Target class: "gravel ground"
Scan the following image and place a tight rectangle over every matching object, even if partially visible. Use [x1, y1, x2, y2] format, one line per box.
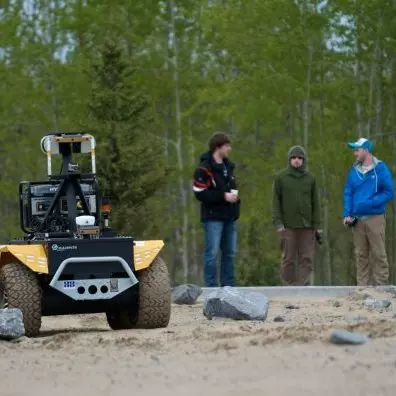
[1, 287, 396, 396]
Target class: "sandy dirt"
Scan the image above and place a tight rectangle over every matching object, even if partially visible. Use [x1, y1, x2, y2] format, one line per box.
[2, 287, 396, 396]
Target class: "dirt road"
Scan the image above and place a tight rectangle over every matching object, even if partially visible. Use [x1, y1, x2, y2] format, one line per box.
[2, 288, 396, 396]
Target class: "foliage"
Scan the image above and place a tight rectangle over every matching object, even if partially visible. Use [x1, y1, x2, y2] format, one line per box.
[1, 0, 396, 285]
[85, 38, 168, 237]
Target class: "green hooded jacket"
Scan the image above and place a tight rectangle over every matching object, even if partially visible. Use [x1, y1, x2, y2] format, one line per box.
[271, 145, 321, 229]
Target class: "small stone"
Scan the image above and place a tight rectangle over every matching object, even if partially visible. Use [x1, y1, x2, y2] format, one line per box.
[285, 304, 300, 309]
[150, 355, 160, 363]
[333, 301, 342, 308]
[345, 314, 368, 323]
[274, 316, 285, 322]
[350, 291, 373, 300]
[330, 329, 369, 345]
[0, 309, 25, 340]
[172, 284, 202, 305]
[364, 298, 391, 309]
[375, 286, 396, 296]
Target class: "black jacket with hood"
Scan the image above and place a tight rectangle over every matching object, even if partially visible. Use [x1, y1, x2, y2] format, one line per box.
[192, 151, 240, 222]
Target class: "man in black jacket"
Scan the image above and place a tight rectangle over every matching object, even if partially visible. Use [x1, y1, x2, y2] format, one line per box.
[192, 132, 240, 287]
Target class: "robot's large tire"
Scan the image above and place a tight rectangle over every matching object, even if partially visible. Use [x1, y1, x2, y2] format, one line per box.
[133, 255, 171, 328]
[0, 262, 42, 337]
[105, 311, 133, 330]
[106, 256, 171, 330]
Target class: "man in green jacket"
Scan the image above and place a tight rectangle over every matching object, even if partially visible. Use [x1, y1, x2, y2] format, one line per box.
[272, 145, 321, 286]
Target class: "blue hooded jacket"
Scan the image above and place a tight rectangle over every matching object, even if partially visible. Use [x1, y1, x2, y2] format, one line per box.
[343, 157, 394, 218]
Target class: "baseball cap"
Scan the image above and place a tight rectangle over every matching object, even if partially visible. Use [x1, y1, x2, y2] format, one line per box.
[347, 137, 374, 152]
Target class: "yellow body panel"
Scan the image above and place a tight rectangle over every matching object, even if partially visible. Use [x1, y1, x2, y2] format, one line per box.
[0, 240, 163, 273]
[133, 240, 164, 271]
[0, 244, 49, 273]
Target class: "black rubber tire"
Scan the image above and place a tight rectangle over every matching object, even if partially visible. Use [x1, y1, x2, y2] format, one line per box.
[106, 311, 133, 330]
[106, 255, 171, 330]
[0, 262, 42, 337]
[133, 255, 172, 328]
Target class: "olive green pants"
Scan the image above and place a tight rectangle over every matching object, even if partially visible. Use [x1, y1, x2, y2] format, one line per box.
[279, 228, 315, 286]
[351, 214, 389, 286]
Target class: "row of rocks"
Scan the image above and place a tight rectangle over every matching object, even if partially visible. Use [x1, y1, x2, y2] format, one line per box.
[173, 284, 394, 322]
[172, 285, 381, 345]
[172, 284, 270, 321]
[4, 284, 393, 343]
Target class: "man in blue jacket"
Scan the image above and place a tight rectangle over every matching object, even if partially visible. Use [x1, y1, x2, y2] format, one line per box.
[343, 137, 394, 286]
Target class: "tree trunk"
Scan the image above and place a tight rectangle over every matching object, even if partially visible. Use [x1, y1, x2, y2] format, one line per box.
[374, 39, 383, 137]
[389, 59, 396, 283]
[317, 35, 333, 285]
[188, 116, 198, 283]
[303, 44, 313, 153]
[169, 0, 189, 283]
[304, 42, 313, 283]
[49, 0, 61, 131]
[367, 33, 381, 137]
[355, 17, 364, 137]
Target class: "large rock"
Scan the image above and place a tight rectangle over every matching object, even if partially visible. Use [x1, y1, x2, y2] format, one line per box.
[0, 308, 25, 340]
[172, 284, 202, 305]
[203, 286, 269, 321]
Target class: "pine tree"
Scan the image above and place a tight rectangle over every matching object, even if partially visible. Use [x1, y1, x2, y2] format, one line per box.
[86, 38, 167, 237]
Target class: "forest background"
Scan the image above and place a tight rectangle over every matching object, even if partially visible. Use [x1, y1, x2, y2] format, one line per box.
[1, 0, 396, 286]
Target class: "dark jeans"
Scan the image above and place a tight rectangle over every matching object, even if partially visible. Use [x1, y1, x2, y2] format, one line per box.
[202, 220, 237, 287]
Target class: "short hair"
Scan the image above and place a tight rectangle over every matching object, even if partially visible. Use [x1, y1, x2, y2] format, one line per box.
[208, 132, 231, 151]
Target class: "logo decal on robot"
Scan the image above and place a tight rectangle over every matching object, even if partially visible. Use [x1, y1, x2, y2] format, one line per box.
[52, 244, 78, 252]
